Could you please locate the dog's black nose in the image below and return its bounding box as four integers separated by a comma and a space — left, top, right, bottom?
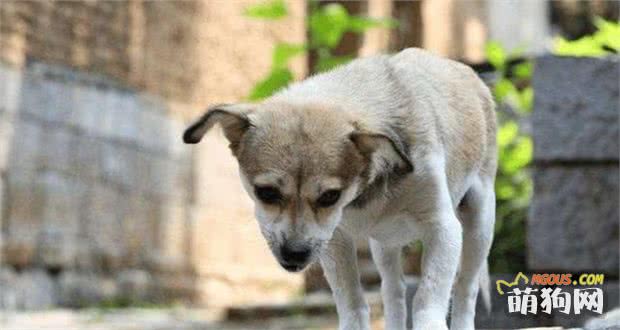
280, 244, 311, 265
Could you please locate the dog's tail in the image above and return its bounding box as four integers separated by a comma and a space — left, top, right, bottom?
479, 260, 492, 313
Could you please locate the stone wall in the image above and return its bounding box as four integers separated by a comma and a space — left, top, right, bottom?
0, 0, 306, 309
528, 55, 619, 274
0, 61, 192, 309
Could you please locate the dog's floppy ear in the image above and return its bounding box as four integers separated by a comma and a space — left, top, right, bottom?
183, 104, 253, 152
349, 130, 413, 178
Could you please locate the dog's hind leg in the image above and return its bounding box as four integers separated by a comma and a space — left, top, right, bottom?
409, 156, 462, 330
450, 176, 495, 330
370, 238, 406, 330
320, 228, 370, 330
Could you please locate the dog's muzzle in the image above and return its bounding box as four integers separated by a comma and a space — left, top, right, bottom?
278, 243, 312, 272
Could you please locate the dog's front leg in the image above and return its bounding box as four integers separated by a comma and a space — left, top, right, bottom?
319, 228, 370, 330
370, 239, 406, 330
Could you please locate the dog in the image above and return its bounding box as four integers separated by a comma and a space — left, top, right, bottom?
183, 48, 497, 330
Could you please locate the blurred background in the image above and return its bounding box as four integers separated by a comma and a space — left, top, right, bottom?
0, 1, 618, 329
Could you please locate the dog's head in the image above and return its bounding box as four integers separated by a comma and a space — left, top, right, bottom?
183, 102, 412, 272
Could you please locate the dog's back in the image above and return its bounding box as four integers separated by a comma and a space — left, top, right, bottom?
276, 48, 497, 203
389, 49, 497, 199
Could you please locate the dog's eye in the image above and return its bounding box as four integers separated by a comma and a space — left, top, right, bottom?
255, 186, 282, 204
316, 189, 341, 208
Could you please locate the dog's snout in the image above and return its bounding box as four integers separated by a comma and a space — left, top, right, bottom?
281, 244, 311, 264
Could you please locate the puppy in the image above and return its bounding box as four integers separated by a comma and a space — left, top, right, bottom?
184, 48, 497, 330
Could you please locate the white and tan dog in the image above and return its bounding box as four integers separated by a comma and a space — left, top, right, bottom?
184, 48, 497, 330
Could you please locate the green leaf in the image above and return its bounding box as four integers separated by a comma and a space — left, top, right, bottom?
485, 41, 507, 70
512, 61, 533, 80
498, 121, 519, 148
593, 17, 620, 52
554, 36, 609, 57
244, 0, 287, 20
496, 178, 516, 200
315, 55, 352, 72
512, 136, 533, 168
552, 18, 620, 58
348, 16, 398, 33
273, 43, 306, 69
248, 68, 293, 101
310, 3, 350, 48
500, 136, 533, 174
493, 78, 517, 103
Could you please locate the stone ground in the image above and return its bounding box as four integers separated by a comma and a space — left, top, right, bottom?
0, 308, 345, 330
2, 278, 618, 330
1, 307, 618, 330
0, 308, 572, 330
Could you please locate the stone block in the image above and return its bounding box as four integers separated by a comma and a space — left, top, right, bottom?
70, 85, 109, 134
83, 184, 126, 270
139, 154, 177, 198
122, 194, 157, 268
7, 118, 42, 173
151, 273, 195, 302
38, 128, 73, 174
138, 108, 169, 152
533, 56, 619, 161
138, 94, 167, 116
106, 92, 141, 142
20, 72, 73, 125
100, 143, 138, 189
132, 149, 152, 194
0, 267, 18, 309
116, 269, 152, 302
58, 271, 118, 307
14, 269, 58, 310
37, 172, 84, 268
0, 64, 11, 111
70, 133, 103, 181
148, 197, 188, 273
528, 165, 619, 274
3, 170, 45, 267
0, 63, 23, 115
0, 180, 4, 265
0, 115, 16, 171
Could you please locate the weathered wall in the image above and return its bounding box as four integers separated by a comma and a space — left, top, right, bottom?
0, 62, 192, 309
0, 0, 306, 112
528, 55, 619, 274
0, 0, 306, 309
0, 1, 203, 105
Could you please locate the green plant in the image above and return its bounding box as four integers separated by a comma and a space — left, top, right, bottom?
245, 0, 396, 101
553, 17, 620, 57
484, 41, 534, 273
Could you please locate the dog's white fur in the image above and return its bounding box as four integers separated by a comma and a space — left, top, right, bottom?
184, 48, 497, 330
